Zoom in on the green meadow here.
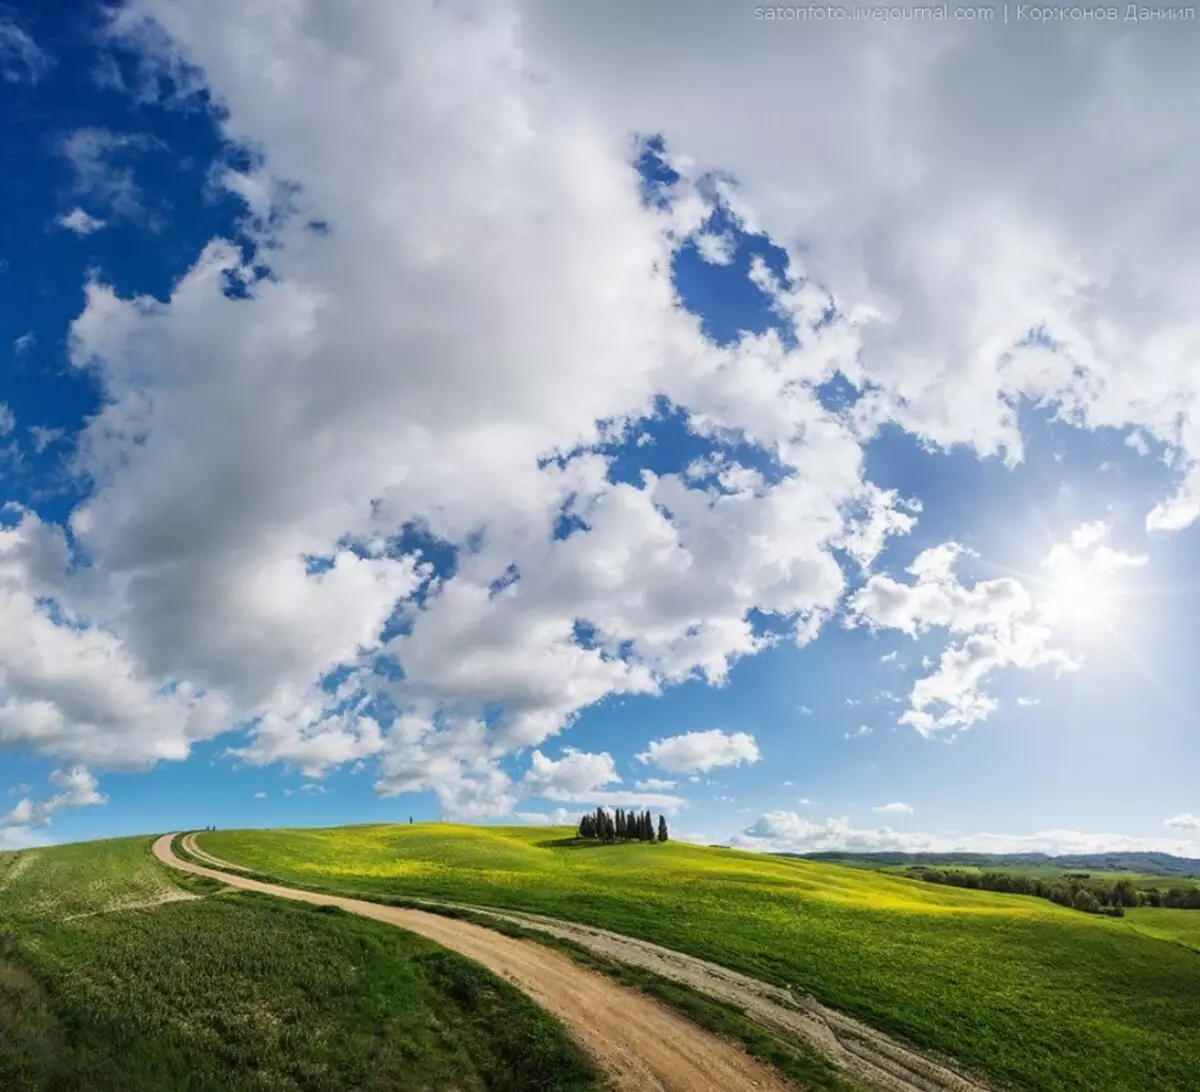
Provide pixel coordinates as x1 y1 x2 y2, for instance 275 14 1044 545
0 837 601 1092
204 823 1200 1092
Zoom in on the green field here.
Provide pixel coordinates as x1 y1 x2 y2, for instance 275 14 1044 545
0 838 602 1092
203 823 1200 1092
1124 907 1200 952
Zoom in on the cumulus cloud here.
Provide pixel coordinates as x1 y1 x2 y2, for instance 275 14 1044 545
737 811 1200 857
634 778 677 791
10 0 1196 821
0 404 14 436
637 729 760 774
524 747 685 810
15 0 922 819
519 1 1200 532
4 767 107 828
517 807 578 825
849 542 1076 735
57 207 108 235
1165 813 1199 831
872 801 913 815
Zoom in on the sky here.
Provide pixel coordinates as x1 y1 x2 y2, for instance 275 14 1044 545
1 0 1199 856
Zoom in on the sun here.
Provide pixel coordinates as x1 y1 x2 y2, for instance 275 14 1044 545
1047 565 1110 622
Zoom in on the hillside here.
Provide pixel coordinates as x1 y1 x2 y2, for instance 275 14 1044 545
793 850 1200 878
202 822 1200 1092
0 838 601 1092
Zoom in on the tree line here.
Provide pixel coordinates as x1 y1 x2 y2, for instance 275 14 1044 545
911 867 1200 916
577 807 668 844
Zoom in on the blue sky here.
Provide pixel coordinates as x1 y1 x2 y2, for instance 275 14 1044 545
2 0 1199 854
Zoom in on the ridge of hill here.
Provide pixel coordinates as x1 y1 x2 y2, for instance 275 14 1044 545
789 850 1200 877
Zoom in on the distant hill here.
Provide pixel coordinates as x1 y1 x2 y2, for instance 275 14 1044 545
786 850 1200 878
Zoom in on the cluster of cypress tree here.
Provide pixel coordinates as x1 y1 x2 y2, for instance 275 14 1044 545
577 807 668 844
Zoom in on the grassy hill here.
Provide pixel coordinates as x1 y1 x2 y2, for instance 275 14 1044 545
203 822 1200 1092
0 837 601 1092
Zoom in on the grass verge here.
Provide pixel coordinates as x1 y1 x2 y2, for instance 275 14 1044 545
0 837 605 1092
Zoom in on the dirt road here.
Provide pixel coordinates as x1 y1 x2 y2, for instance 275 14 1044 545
177 837 993 1092
153 834 792 1092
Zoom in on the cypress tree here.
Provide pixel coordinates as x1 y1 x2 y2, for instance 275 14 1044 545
644 810 653 841
658 814 669 842
616 809 626 840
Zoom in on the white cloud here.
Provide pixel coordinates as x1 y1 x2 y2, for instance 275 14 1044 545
253 791 266 799
524 747 620 796
1070 521 1108 550
1165 813 1199 831
27 427 64 454
879 650 898 664
519 2 1200 533
797 797 812 805
694 230 735 265
35 0 912 821
13 333 34 355
17 0 1193 822
0 19 50 83
634 778 677 791
4 767 107 828
737 811 1200 857
1090 544 1148 575
56 207 108 235
796 705 812 716
782 779 794 787
1016 696 1040 707
58 129 154 219
0 404 14 436
849 542 1075 736
0 509 230 769
844 725 872 739
637 729 759 773
872 801 913 815
844 697 860 706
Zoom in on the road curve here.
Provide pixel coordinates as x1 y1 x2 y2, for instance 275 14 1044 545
154 834 793 1092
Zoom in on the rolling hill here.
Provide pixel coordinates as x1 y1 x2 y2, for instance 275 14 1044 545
200 822 1200 1092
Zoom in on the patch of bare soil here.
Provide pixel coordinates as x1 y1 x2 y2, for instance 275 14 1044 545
62 888 201 922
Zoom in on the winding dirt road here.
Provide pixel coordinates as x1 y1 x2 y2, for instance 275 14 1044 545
171 835 994 1092
154 834 792 1092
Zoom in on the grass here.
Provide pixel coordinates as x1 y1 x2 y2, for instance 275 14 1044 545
1124 907 1200 952
359 892 856 1092
0 838 604 1092
202 823 1200 1092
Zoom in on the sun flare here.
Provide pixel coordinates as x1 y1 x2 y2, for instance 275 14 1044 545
1047 565 1110 622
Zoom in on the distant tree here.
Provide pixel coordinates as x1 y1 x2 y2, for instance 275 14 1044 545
658 815 669 843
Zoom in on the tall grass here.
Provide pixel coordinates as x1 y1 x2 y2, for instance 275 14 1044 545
0 838 602 1092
